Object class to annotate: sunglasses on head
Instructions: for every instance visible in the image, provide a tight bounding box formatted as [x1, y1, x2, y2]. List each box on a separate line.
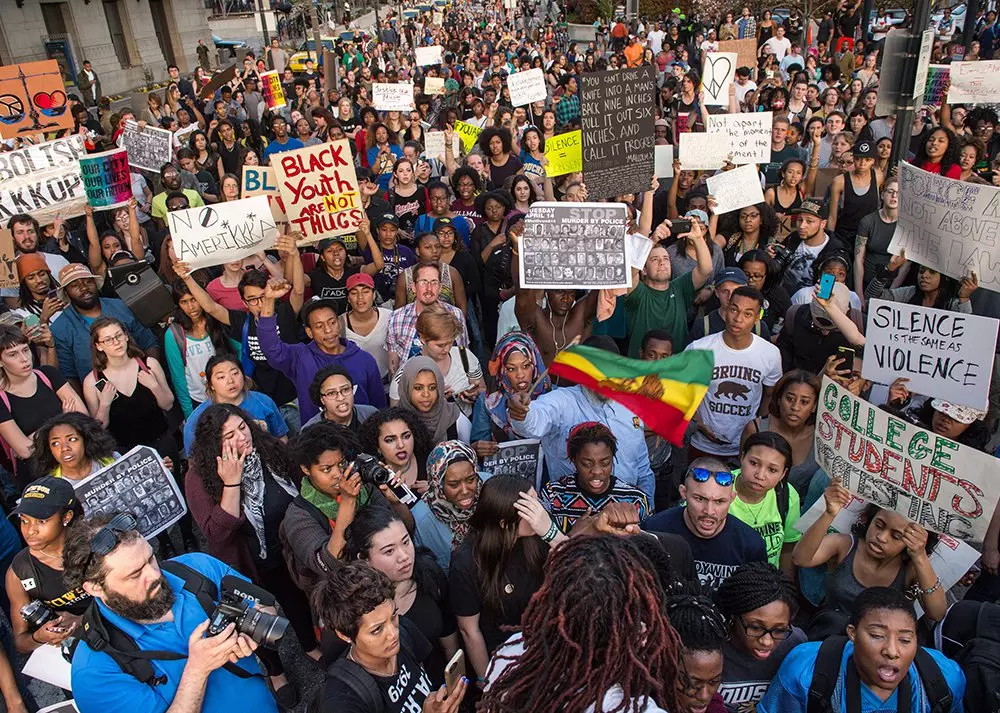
[83, 512, 139, 577]
[688, 467, 734, 487]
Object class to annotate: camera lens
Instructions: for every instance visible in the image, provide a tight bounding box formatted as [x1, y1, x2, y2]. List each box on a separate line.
[239, 608, 289, 649]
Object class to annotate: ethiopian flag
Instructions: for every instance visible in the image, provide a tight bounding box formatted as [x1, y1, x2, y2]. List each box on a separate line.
[549, 345, 714, 447]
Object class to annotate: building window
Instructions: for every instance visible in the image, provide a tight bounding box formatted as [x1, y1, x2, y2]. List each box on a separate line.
[103, 0, 131, 68]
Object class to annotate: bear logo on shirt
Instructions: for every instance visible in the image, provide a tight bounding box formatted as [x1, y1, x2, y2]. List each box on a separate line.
[715, 381, 751, 400]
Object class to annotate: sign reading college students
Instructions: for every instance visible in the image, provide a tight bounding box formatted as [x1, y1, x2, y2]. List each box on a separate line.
[73, 445, 187, 539]
[891, 162, 1000, 292]
[169, 195, 278, 269]
[78, 148, 132, 211]
[520, 202, 629, 290]
[0, 134, 87, 224]
[862, 299, 999, 410]
[272, 139, 363, 245]
[0, 60, 75, 139]
[481, 439, 545, 490]
[813, 376, 1000, 541]
[121, 120, 173, 172]
[580, 66, 655, 199]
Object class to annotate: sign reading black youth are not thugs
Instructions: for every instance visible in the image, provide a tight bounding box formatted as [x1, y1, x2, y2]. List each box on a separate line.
[72, 445, 187, 539]
[580, 66, 656, 199]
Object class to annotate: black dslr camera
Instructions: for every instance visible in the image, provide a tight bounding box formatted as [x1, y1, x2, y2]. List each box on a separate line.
[206, 578, 288, 649]
[20, 600, 56, 630]
[353, 453, 418, 506]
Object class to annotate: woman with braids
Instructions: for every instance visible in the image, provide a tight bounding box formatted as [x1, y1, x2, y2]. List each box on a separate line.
[450, 475, 564, 683]
[713, 563, 806, 712]
[540, 422, 651, 534]
[664, 593, 728, 713]
[482, 535, 682, 713]
[311, 560, 467, 713]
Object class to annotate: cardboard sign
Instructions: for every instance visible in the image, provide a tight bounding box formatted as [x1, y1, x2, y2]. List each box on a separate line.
[372, 82, 416, 112]
[273, 140, 364, 244]
[79, 148, 132, 211]
[678, 131, 732, 171]
[891, 162, 1000, 293]
[705, 164, 765, 214]
[481, 438, 545, 490]
[580, 66, 656, 199]
[424, 77, 445, 95]
[121, 120, 173, 172]
[654, 145, 674, 177]
[198, 64, 237, 100]
[702, 52, 738, 106]
[424, 130, 458, 159]
[520, 202, 629, 290]
[241, 165, 289, 232]
[169, 195, 278, 269]
[507, 68, 547, 106]
[862, 299, 998, 410]
[0, 134, 87, 224]
[813, 377, 1000, 541]
[0, 60, 74, 139]
[706, 112, 772, 165]
[947, 60, 1000, 104]
[260, 70, 286, 110]
[73, 446, 188, 539]
[0, 229, 18, 289]
[454, 120, 482, 153]
[924, 64, 951, 106]
[414, 45, 443, 66]
[717, 38, 757, 70]
[544, 129, 582, 177]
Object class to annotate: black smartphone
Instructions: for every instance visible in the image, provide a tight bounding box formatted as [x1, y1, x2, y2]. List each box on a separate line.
[669, 219, 692, 235]
[836, 346, 855, 374]
[46, 288, 58, 300]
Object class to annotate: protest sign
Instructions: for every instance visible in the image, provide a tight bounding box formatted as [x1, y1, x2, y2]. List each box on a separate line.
[706, 112, 772, 164]
[813, 376, 1000, 541]
[507, 68, 547, 106]
[79, 148, 131, 211]
[454, 120, 483, 153]
[273, 140, 363, 244]
[947, 60, 1000, 104]
[198, 64, 237, 100]
[544, 129, 582, 177]
[260, 70, 286, 110]
[705, 164, 765, 214]
[0, 229, 17, 289]
[0, 134, 86, 224]
[924, 65, 950, 106]
[121, 120, 173, 172]
[241, 165, 289, 232]
[169, 195, 278, 269]
[912, 29, 936, 107]
[424, 77, 445, 95]
[414, 45, 443, 66]
[481, 438, 545, 490]
[702, 52, 738, 106]
[861, 299, 998, 410]
[654, 145, 674, 177]
[678, 132, 732, 171]
[23, 645, 72, 691]
[580, 66, 656, 198]
[520, 202, 629, 290]
[73, 445, 188, 539]
[0, 60, 74, 139]
[891, 162, 1000, 292]
[372, 82, 415, 111]
[718, 38, 757, 70]
[424, 130, 458, 160]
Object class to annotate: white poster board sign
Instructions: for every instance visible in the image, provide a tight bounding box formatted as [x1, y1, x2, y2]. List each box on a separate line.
[654, 145, 674, 177]
[424, 76, 445, 95]
[24, 645, 72, 691]
[706, 112, 772, 165]
[702, 52, 738, 106]
[169, 195, 278, 269]
[679, 132, 732, 171]
[507, 68, 547, 105]
[121, 120, 173, 172]
[946, 59, 1000, 104]
[705, 164, 765, 214]
[414, 45, 443, 66]
[372, 82, 416, 111]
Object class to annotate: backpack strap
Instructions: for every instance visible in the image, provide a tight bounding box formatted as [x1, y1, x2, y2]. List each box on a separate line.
[913, 648, 952, 713]
[808, 636, 849, 713]
[161, 560, 218, 616]
[168, 323, 188, 366]
[776, 478, 790, 525]
[33, 369, 53, 392]
[324, 658, 388, 713]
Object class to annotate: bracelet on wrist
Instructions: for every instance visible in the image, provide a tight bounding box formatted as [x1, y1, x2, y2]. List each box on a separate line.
[222, 482, 241, 488]
[921, 577, 942, 596]
[541, 521, 559, 543]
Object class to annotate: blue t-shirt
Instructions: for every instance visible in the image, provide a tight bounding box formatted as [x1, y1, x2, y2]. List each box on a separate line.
[757, 640, 965, 713]
[262, 137, 305, 164]
[183, 390, 289, 453]
[71, 553, 278, 713]
[641, 506, 767, 591]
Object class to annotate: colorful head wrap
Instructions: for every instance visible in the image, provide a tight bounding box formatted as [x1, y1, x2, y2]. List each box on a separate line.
[423, 440, 480, 551]
[484, 331, 551, 435]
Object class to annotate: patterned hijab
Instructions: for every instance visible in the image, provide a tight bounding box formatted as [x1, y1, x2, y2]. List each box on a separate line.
[397, 356, 460, 442]
[422, 440, 480, 551]
[485, 331, 551, 434]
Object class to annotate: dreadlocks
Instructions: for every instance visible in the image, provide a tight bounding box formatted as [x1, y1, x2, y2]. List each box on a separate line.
[714, 562, 798, 618]
[665, 591, 728, 653]
[480, 535, 681, 713]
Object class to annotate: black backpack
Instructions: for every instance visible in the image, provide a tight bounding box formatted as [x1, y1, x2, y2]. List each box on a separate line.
[807, 636, 952, 713]
[77, 560, 254, 686]
[949, 603, 1000, 713]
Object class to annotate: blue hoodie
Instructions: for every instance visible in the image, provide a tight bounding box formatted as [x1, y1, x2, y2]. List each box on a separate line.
[257, 314, 386, 422]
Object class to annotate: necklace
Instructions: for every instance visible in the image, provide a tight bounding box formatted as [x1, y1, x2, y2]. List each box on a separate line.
[740, 493, 768, 525]
[548, 309, 568, 351]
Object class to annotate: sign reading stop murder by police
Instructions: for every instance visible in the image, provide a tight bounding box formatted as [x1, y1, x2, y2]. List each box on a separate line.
[272, 139, 364, 245]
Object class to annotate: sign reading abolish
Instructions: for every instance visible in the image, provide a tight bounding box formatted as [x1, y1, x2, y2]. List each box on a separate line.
[544, 130, 582, 177]
[273, 140, 363, 244]
[169, 195, 278, 269]
[862, 299, 998, 410]
[0, 135, 87, 224]
[241, 165, 289, 232]
[814, 376, 1000, 541]
[79, 148, 131, 211]
[891, 162, 1000, 292]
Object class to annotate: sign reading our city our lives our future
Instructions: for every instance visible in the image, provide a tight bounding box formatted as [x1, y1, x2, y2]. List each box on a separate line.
[78, 148, 132, 211]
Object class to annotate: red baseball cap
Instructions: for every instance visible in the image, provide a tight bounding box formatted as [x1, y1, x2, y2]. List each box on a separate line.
[346, 273, 375, 291]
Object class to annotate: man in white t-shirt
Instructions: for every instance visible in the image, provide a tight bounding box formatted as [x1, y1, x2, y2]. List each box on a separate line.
[686, 286, 783, 461]
[775, 198, 833, 295]
[647, 22, 666, 55]
[763, 25, 792, 61]
[734, 68, 758, 106]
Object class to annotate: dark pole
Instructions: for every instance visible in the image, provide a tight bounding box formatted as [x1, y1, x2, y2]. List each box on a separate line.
[861, 0, 875, 41]
[963, 0, 983, 54]
[888, 0, 934, 168]
[258, 0, 270, 46]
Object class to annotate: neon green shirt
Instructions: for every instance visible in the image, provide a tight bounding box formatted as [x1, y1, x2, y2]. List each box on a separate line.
[729, 475, 802, 568]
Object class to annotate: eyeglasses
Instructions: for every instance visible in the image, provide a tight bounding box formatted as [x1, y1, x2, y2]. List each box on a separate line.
[83, 512, 138, 579]
[98, 332, 127, 346]
[415, 279, 441, 288]
[243, 294, 264, 306]
[321, 386, 354, 400]
[688, 467, 734, 487]
[737, 615, 794, 641]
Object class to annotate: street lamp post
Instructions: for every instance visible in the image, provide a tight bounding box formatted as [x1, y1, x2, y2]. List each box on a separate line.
[889, 0, 934, 169]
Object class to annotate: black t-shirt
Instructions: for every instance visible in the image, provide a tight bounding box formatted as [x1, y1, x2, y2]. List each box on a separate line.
[308, 265, 358, 314]
[226, 304, 299, 406]
[193, 169, 219, 198]
[0, 365, 66, 481]
[218, 141, 242, 176]
[389, 187, 427, 236]
[12, 548, 91, 616]
[404, 559, 457, 684]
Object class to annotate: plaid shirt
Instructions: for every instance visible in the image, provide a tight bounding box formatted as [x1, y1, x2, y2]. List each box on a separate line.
[555, 91, 581, 128]
[386, 301, 469, 361]
[738, 16, 757, 39]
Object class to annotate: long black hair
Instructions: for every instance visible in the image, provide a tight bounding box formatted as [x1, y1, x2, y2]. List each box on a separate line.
[912, 127, 961, 176]
[358, 406, 433, 472]
[851, 504, 940, 560]
[909, 267, 961, 310]
[170, 279, 233, 357]
[30, 412, 117, 479]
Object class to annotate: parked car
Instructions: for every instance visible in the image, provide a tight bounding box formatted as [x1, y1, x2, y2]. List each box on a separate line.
[289, 37, 337, 72]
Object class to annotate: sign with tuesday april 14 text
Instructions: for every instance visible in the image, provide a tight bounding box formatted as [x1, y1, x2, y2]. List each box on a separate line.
[862, 299, 998, 410]
[169, 195, 278, 269]
[813, 376, 1000, 542]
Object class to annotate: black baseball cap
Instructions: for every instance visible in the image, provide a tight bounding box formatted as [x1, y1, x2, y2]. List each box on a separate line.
[299, 296, 339, 326]
[317, 236, 347, 252]
[13, 477, 76, 519]
[852, 139, 876, 158]
[375, 213, 399, 228]
[433, 217, 455, 233]
[716, 267, 748, 287]
[791, 198, 829, 220]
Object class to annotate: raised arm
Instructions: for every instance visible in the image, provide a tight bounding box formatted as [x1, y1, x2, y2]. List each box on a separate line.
[275, 233, 305, 313]
[689, 220, 714, 289]
[176, 263, 230, 325]
[84, 205, 106, 274]
[791, 479, 854, 567]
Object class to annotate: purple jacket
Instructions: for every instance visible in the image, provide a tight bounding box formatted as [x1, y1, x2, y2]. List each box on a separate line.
[257, 315, 386, 421]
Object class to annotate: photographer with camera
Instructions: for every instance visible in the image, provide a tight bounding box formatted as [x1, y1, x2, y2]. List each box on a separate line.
[63, 512, 282, 713]
[185, 403, 320, 704]
[5, 477, 88, 653]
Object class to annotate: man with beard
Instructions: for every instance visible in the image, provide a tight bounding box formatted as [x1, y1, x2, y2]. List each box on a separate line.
[63, 514, 278, 713]
[151, 163, 204, 229]
[50, 264, 158, 389]
[1, 214, 74, 305]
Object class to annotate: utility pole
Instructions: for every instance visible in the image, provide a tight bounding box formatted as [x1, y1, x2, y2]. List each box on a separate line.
[258, 0, 270, 46]
[309, 1, 322, 63]
[962, 0, 983, 54]
[889, 0, 934, 169]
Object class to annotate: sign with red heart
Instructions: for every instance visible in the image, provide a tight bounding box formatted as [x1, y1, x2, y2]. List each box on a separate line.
[0, 60, 74, 139]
